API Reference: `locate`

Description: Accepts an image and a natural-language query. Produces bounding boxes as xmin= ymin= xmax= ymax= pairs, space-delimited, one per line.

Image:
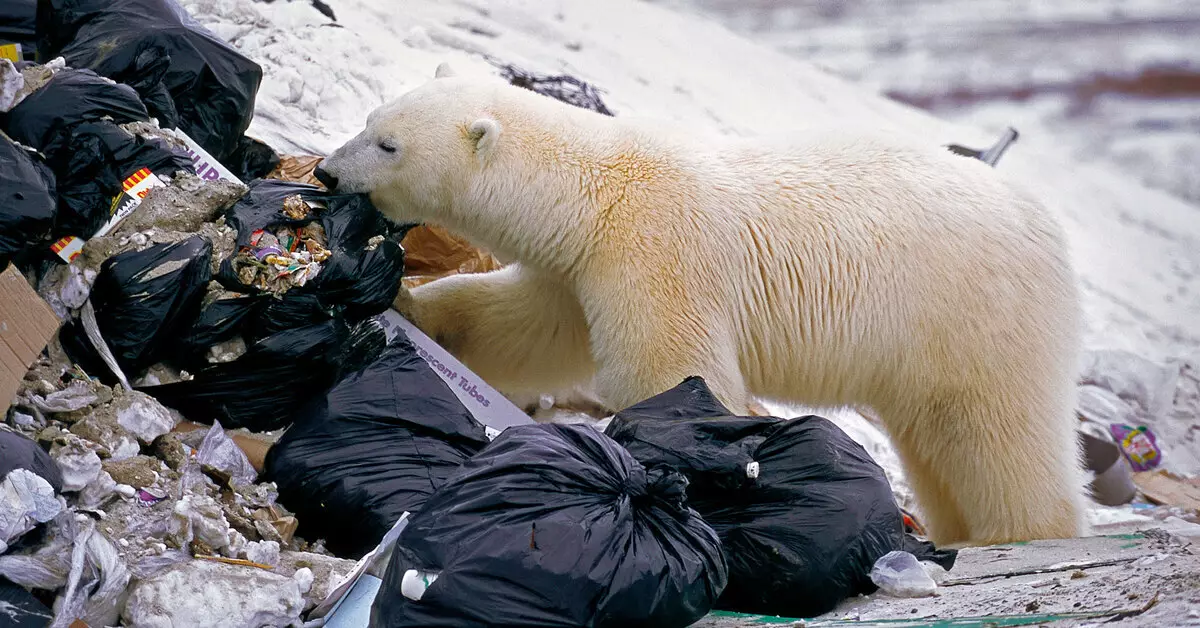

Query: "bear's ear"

xmin=434 ymin=62 xmax=457 ymax=79
xmin=468 ymin=118 xmax=502 ymax=156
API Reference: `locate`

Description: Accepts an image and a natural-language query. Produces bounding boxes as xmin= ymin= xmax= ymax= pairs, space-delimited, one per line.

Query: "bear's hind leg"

xmin=883 ymin=391 xmax=1087 ymax=547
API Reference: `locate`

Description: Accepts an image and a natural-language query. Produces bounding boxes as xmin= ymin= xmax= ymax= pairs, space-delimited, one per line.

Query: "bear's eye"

xmin=378 ymin=141 xmax=397 ymax=154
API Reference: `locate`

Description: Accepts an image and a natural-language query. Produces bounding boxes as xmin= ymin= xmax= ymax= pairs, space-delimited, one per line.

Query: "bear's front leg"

xmin=400 ymin=264 xmax=595 ymax=400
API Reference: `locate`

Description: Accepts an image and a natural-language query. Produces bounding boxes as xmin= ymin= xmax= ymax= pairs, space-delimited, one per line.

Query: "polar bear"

xmin=315 ymin=64 xmax=1088 ymax=547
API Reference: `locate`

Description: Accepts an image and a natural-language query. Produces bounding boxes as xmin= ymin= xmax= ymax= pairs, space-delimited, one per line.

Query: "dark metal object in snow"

xmin=498 ymin=64 xmax=615 ymax=116
xmin=946 ymin=127 xmax=1019 ymax=167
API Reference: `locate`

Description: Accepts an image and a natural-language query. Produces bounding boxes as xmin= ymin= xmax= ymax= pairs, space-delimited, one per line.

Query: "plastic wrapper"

xmin=196 ymin=420 xmax=258 ymax=487
xmin=372 ymin=423 xmax=727 ymax=628
xmin=869 ymin=551 xmax=938 ymax=598
xmin=605 ymin=377 xmax=955 ymax=618
xmin=37 ymin=0 xmax=265 ymax=162
xmin=60 ymin=235 xmax=213 ymax=381
xmin=0 ymin=131 xmax=57 ymax=269
xmin=265 ymin=331 xmax=491 ymax=559
xmin=50 ymin=518 xmax=130 ymax=628
xmin=139 ymin=318 xmax=387 ymax=431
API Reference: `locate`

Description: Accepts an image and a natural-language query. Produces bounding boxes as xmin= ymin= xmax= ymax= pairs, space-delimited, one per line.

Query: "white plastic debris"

xmin=870 ymin=551 xmax=938 ymax=598
xmin=196 ymin=420 xmax=258 ymax=487
xmin=115 ymin=391 xmax=180 ymax=443
xmin=52 ymin=441 xmax=103 ymax=492
xmin=122 ymin=559 xmax=305 ymax=628
xmin=400 ymin=569 xmax=440 ymax=602
xmin=0 ymin=511 xmax=75 ymax=590
xmin=76 ymin=471 xmax=118 ymax=510
xmin=50 ymin=519 xmax=130 ymax=628
xmin=0 ymin=469 xmax=64 ymax=549
xmin=30 ymin=381 xmax=98 ymax=414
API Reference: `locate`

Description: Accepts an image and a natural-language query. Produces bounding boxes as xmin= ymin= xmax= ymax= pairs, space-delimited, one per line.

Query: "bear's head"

xmin=315 ymin=63 xmax=510 ymax=226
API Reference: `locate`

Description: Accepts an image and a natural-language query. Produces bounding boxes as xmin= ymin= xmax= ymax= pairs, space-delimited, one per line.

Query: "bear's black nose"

xmin=314 ymin=166 xmax=339 ymax=190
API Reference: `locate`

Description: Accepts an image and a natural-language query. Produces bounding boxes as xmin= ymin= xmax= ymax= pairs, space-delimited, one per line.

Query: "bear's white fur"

xmin=318 ymin=65 xmax=1088 ymax=547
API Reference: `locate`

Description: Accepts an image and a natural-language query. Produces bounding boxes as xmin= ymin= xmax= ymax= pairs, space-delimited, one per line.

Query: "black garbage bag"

xmin=0 ymin=0 xmax=37 ymax=53
xmin=0 ymin=132 xmax=57 ymax=270
xmin=37 ymin=0 xmax=264 ymax=161
xmin=371 ymin=423 xmax=728 ymax=628
xmin=0 ymin=577 xmax=53 ymax=628
xmin=170 ymin=294 xmax=262 ymax=368
xmin=0 ymin=430 xmax=65 ymax=493
xmin=41 ymin=120 xmax=194 ymax=238
xmin=2 ymin=67 xmax=148 ymax=150
xmin=265 ymin=330 xmax=491 ymax=559
xmin=139 ymin=317 xmax=387 ymax=431
xmin=213 ymin=179 xmax=408 ymax=336
xmin=226 ymin=135 xmax=280 ymax=181
xmin=605 ymin=377 xmax=955 ymax=618
xmin=59 ymin=236 xmax=212 ymax=381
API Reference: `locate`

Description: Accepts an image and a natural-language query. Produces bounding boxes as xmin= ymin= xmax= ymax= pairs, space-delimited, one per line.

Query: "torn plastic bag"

xmin=605 ymin=377 xmax=955 ymax=618
xmin=139 ymin=318 xmax=387 ymax=431
xmin=227 ymin=135 xmax=281 ymax=181
xmin=216 ymin=179 xmax=408 ymax=331
xmin=41 ymin=119 xmax=194 ymax=238
xmin=38 ymin=0 xmax=264 ymax=161
xmin=372 ymin=423 xmax=728 ymax=628
xmin=1 ymin=430 xmax=66 ymax=552
xmin=1 ymin=67 xmax=148 ymax=150
xmin=50 ymin=517 xmax=130 ymax=628
xmin=0 ymin=133 xmax=56 ymax=269
xmin=59 ymin=235 xmax=212 ymax=382
xmin=265 ymin=330 xmax=491 ymax=559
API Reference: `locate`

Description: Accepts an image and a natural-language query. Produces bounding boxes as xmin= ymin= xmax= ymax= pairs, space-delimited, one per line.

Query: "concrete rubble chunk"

xmin=121 ymin=559 xmax=305 ymax=628
xmin=51 ymin=439 xmax=103 ymax=493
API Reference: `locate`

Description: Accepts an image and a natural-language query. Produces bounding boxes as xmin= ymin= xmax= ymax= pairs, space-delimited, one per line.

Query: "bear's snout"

xmin=314 ymin=165 xmax=339 ymax=191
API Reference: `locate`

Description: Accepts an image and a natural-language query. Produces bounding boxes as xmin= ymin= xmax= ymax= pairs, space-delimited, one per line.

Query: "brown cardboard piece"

xmin=0 ymin=265 xmax=61 ymax=416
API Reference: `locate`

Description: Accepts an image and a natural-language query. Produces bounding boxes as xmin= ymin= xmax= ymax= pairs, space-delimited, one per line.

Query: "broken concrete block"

xmin=51 ymin=438 xmax=102 ymax=492
xmin=173 ymin=495 xmax=231 ymax=551
xmin=121 ymin=559 xmax=304 ymax=628
xmin=115 ymin=391 xmax=180 ymax=443
xmin=102 ymin=456 xmax=163 ymax=489
xmin=70 ymin=415 xmax=140 ymax=461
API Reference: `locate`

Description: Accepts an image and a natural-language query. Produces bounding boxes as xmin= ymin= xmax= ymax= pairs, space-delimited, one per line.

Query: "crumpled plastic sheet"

xmin=870 ymin=551 xmax=938 ymax=598
xmin=0 ymin=511 xmax=76 ymax=590
xmin=0 ymin=469 xmax=65 ymax=552
xmin=29 ymin=380 xmax=98 ymax=414
xmin=196 ymin=420 xmax=258 ymax=487
xmin=50 ymin=517 xmax=130 ymax=628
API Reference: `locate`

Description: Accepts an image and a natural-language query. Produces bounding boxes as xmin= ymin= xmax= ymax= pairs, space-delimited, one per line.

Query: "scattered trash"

xmin=1110 ymin=423 xmax=1163 ymax=472
xmin=0 ymin=131 xmax=57 ymax=270
xmin=0 ymin=468 xmax=64 ymax=553
xmin=265 ymin=332 xmax=491 ymax=558
xmin=605 ymin=376 xmax=953 ymax=617
xmin=1079 ymin=429 xmax=1138 ymax=506
xmin=398 ymin=224 xmax=503 ymax=288
xmin=39 ymin=0 xmax=267 ymax=166
xmin=869 ymin=551 xmax=939 ymax=598
xmin=498 ymin=63 xmax=615 ymax=116
xmin=373 ymin=423 xmax=727 ymax=628
xmin=1133 ymin=470 xmax=1200 ymax=517
xmin=195 ymin=420 xmax=258 ymax=487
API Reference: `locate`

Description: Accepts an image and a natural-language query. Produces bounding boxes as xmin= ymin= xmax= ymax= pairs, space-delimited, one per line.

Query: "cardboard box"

xmin=0 ymin=265 xmax=61 ymax=415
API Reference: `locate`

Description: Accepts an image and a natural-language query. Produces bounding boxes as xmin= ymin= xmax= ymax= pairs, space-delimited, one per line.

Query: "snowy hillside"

xmin=183 ymin=0 xmax=1200 ymax=363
